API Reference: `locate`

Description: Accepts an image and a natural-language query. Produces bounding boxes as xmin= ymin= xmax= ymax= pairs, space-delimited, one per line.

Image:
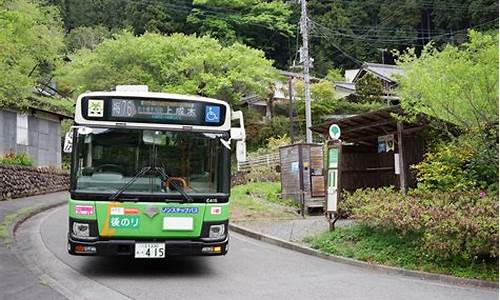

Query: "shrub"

xmin=341 ymin=187 xmax=499 ymax=261
xmin=0 ymin=152 xmax=33 ymax=167
xmin=413 ymin=129 xmax=499 ymax=193
xmin=245 ymin=165 xmax=280 ymax=183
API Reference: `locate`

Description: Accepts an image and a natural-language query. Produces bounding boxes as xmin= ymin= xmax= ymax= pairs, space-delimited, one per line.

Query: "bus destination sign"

xmin=82 ymin=97 xmax=225 ymax=126
xmin=111 ymin=99 xmax=199 ymax=121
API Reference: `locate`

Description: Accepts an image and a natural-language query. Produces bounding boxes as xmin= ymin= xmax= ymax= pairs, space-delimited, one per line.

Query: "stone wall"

xmin=0 ymin=165 xmax=69 ymax=200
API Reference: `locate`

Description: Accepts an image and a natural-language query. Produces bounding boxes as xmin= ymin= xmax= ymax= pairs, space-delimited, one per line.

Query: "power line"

xmin=310 ymin=17 xmax=499 ymax=43
xmin=312 ymin=30 xmax=364 ymax=65
xmin=318 ymin=0 xmax=498 ymax=11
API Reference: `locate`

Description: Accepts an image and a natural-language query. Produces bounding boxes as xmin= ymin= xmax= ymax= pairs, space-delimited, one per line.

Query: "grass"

xmin=304 ymin=224 xmax=498 ymax=281
xmin=230 ymin=182 xmax=299 ymax=220
xmin=0 ymin=206 xmax=42 ymax=247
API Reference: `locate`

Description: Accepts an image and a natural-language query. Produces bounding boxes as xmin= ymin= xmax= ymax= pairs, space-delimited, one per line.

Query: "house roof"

xmin=344 ymin=69 xmax=359 ymax=83
xmin=353 ymin=63 xmax=404 ymax=83
xmin=335 ymin=82 xmax=356 ymax=92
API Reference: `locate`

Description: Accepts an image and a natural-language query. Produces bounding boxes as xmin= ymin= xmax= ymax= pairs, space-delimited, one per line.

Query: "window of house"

xmin=16 ymin=113 xmax=28 ymax=145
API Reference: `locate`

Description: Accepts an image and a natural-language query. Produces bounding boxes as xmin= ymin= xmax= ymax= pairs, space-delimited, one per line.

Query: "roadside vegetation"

xmin=0 ymin=153 xmax=33 ymax=167
xmin=0 ymin=206 xmax=42 ymax=247
xmin=230 ymin=182 xmax=299 ymax=221
xmin=305 ymin=224 xmax=498 ymax=281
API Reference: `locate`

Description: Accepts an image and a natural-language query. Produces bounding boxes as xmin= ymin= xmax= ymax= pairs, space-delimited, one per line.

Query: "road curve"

xmin=17 ymin=204 xmax=498 ymax=300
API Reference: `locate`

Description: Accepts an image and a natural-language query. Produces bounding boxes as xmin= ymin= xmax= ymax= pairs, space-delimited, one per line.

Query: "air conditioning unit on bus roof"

xmin=115 ymin=85 xmax=149 ymax=93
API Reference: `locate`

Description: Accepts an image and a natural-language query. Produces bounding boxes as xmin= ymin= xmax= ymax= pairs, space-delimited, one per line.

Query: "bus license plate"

xmin=135 ymin=243 xmax=165 ymax=258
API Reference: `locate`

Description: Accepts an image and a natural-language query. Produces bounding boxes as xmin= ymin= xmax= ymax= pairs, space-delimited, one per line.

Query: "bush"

xmin=0 ymin=152 xmax=33 ymax=167
xmin=413 ymin=129 xmax=499 ymax=193
xmin=245 ymin=165 xmax=280 ymax=183
xmin=342 ymin=187 xmax=499 ymax=261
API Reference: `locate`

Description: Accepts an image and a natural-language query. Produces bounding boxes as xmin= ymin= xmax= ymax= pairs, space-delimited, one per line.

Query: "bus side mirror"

xmin=231 ymin=111 xmax=246 ymax=163
xmin=63 ymin=130 xmax=73 ymax=153
xmin=230 ymin=111 xmax=245 ymax=141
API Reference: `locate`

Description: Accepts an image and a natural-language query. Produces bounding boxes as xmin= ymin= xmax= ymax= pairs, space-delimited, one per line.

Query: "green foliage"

xmin=52 ymin=0 xmax=499 ymax=74
xmin=187 ymin=0 xmax=294 ymax=68
xmin=341 ymin=187 xmax=499 ymax=262
xmin=396 ymin=30 xmax=499 ymax=130
xmin=65 ymin=26 xmax=111 ymax=53
xmin=245 ymin=165 xmax=280 ymax=183
xmin=230 ymin=182 xmax=298 ymax=220
xmin=55 ymin=0 xmax=293 ymax=68
xmin=325 ymin=68 xmax=345 ymax=82
xmin=413 ymin=129 xmax=499 ymax=193
xmin=0 ymin=0 xmax=64 ymax=109
xmin=332 ymin=101 xmax=385 ymax=115
xmin=266 ymin=135 xmax=291 ymax=151
xmin=56 ymin=31 xmax=277 ymax=105
xmin=245 ymin=115 xmax=291 ymax=150
xmin=355 ymin=73 xmax=384 ymax=103
xmin=0 ymin=152 xmax=33 ymax=166
xmin=308 ymin=0 xmax=498 ymax=75
xmin=295 ymin=80 xmax=339 ymax=125
xmin=306 ymin=224 xmax=498 ymax=281
xmin=57 ymin=0 xmax=191 ymax=35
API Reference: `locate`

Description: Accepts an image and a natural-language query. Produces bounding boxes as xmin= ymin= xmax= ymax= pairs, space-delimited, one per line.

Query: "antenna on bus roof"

xmin=115 ymin=85 xmax=149 ymax=93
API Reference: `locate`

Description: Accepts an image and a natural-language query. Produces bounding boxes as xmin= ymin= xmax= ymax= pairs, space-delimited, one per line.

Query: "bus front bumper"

xmin=67 ymin=235 xmax=228 ymax=257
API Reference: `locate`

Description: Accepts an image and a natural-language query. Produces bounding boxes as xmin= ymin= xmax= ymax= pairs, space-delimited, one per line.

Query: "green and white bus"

xmin=65 ymin=85 xmax=245 ymax=258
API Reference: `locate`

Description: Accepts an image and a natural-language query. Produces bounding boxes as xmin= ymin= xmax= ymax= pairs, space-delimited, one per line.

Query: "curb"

xmin=229 ymin=222 xmax=499 ymax=290
xmin=13 ymin=201 xmax=132 ymax=300
xmin=11 ymin=200 xmax=67 ymax=237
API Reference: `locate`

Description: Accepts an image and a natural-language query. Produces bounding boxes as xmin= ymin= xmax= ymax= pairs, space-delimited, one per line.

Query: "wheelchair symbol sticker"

xmin=205 ymin=106 xmax=220 ymax=123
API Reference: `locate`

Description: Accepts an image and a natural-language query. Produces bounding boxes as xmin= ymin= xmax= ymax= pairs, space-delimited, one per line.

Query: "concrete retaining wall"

xmin=0 ymin=165 xmax=69 ymax=200
xmin=0 ymin=109 xmax=62 ymax=167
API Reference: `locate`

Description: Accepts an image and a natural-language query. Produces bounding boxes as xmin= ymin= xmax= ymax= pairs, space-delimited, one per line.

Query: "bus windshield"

xmin=72 ymin=128 xmax=230 ymax=197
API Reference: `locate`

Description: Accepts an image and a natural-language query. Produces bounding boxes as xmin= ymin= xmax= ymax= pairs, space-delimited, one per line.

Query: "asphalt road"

xmin=19 ymin=204 xmax=498 ymax=300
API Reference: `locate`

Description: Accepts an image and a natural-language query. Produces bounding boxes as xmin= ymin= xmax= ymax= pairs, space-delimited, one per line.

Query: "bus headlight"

xmin=72 ymin=222 xmax=90 ymax=238
xmin=208 ymin=224 xmax=225 ymax=239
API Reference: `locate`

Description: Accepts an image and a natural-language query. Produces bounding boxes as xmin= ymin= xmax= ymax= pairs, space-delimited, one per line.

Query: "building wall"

xmin=0 ymin=109 xmax=61 ymax=167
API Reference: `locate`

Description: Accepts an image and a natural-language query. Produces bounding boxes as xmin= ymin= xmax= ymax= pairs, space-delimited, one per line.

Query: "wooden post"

xmin=298 ymin=144 xmax=305 ymax=218
xmin=397 ymin=122 xmax=407 ymax=193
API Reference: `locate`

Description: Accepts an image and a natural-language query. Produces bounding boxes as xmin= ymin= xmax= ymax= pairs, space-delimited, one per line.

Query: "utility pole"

xmin=288 ymin=76 xmax=295 ymax=143
xmin=299 ymin=0 xmax=313 ymax=143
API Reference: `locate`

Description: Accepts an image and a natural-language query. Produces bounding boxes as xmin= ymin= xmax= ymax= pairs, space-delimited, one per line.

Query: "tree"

xmin=395 ymin=30 xmax=498 ymax=130
xmin=56 ymin=32 xmax=278 ymax=105
xmin=355 ymin=73 xmax=384 ymax=103
xmin=294 ymin=80 xmax=339 ymax=125
xmin=325 ymin=68 xmax=344 ymax=82
xmin=186 ymin=0 xmax=295 ymax=69
xmin=65 ymin=26 xmax=111 ymax=53
xmin=0 ymin=0 xmax=64 ymax=108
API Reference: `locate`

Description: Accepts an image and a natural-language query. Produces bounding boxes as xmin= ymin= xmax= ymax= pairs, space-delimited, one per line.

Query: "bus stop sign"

xmin=329 ymin=124 xmax=341 ymax=140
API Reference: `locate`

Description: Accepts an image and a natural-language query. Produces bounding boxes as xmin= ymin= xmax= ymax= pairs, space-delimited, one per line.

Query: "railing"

xmin=237 ymin=152 xmax=280 ymax=171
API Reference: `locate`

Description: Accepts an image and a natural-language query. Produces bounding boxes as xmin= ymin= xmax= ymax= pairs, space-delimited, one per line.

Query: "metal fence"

xmin=237 ymin=152 xmax=280 ymax=171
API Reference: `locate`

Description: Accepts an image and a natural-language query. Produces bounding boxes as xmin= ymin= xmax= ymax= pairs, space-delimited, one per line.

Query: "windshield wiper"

xmin=108 ymin=166 xmax=151 ymax=201
xmin=155 ymin=165 xmax=193 ymax=203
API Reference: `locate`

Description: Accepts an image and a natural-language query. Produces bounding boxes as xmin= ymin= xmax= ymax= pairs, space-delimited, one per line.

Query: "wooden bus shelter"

xmin=311 ymin=105 xmax=428 ymax=195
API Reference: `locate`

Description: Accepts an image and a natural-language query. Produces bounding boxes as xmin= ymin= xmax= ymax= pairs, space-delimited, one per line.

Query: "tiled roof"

xmin=354 ymin=63 xmax=404 ymax=83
